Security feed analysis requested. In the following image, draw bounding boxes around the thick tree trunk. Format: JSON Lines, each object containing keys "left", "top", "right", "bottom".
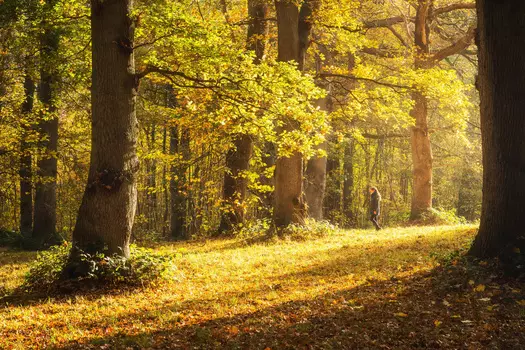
{"left": 409, "top": 0, "right": 433, "bottom": 220}
{"left": 69, "top": 0, "right": 138, "bottom": 261}
{"left": 219, "top": 135, "right": 253, "bottom": 232}
{"left": 218, "top": 0, "right": 267, "bottom": 232}
{"left": 20, "top": 75, "right": 34, "bottom": 238}
{"left": 33, "top": 1, "right": 59, "bottom": 246}
{"left": 410, "top": 91, "right": 433, "bottom": 219}
{"left": 170, "top": 127, "right": 189, "bottom": 240}
{"left": 274, "top": 0, "right": 306, "bottom": 227}
{"left": 470, "top": 0, "right": 525, "bottom": 258}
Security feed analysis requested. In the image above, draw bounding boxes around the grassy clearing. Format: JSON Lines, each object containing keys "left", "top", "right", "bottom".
{"left": 1, "top": 225, "right": 524, "bottom": 349}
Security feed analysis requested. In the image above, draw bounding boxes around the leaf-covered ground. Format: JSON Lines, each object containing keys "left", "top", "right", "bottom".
{"left": 1, "top": 225, "right": 524, "bottom": 349}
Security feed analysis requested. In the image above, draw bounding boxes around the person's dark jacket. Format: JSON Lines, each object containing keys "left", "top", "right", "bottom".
{"left": 370, "top": 191, "right": 380, "bottom": 215}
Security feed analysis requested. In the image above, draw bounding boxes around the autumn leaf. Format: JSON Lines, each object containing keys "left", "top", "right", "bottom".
{"left": 394, "top": 312, "right": 408, "bottom": 317}
{"left": 474, "top": 284, "right": 486, "bottom": 292}
{"left": 434, "top": 320, "right": 442, "bottom": 327}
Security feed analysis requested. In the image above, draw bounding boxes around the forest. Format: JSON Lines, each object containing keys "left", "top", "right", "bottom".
{"left": 0, "top": 0, "right": 524, "bottom": 349}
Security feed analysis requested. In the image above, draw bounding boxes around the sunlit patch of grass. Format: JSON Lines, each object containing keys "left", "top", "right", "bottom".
{"left": 0, "top": 250, "right": 37, "bottom": 293}
{"left": 0, "top": 225, "right": 478, "bottom": 349}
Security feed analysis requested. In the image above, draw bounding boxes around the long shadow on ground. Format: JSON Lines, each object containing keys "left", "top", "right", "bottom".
{"left": 51, "top": 258, "right": 525, "bottom": 350}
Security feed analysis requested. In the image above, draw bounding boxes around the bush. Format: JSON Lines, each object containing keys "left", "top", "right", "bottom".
{"left": 280, "top": 219, "right": 339, "bottom": 241}
{"left": 0, "top": 229, "right": 21, "bottom": 247}
{"left": 419, "top": 208, "right": 467, "bottom": 226}
{"left": 22, "top": 243, "right": 177, "bottom": 293}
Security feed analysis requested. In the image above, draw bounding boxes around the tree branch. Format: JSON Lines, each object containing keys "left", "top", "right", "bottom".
{"left": 430, "top": 3, "right": 476, "bottom": 19}
{"left": 431, "top": 27, "right": 476, "bottom": 63}
{"left": 317, "top": 72, "right": 412, "bottom": 90}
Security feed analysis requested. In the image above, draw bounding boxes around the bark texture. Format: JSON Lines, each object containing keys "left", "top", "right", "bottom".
{"left": 470, "top": 0, "right": 525, "bottom": 258}
{"left": 409, "top": 0, "right": 433, "bottom": 220}
{"left": 20, "top": 75, "right": 34, "bottom": 238}
{"left": 304, "top": 95, "right": 330, "bottom": 220}
{"left": 218, "top": 0, "right": 267, "bottom": 232}
{"left": 69, "top": 0, "right": 139, "bottom": 260}
{"left": 170, "top": 127, "right": 189, "bottom": 240}
{"left": 274, "top": 0, "right": 303, "bottom": 227}
{"left": 33, "top": 0, "right": 59, "bottom": 245}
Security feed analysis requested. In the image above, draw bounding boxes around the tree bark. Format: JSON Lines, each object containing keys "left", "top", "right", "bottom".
{"left": 470, "top": 0, "right": 525, "bottom": 258}
{"left": 170, "top": 126, "right": 189, "bottom": 240}
{"left": 274, "top": 0, "right": 312, "bottom": 227}
{"left": 409, "top": 0, "right": 433, "bottom": 220}
{"left": 69, "top": 0, "right": 139, "bottom": 261}
{"left": 304, "top": 140, "right": 327, "bottom": 220}
{"left": 33, "top": 0, "right": 59, "bottom": 246}
{"left": 304, "top": 93, "right": 329, "bottom": 220}
{"left": 20, "top": 75, "right": 34, "bottom": 238}
{"left": 342, "top": 139, "right": 355, "bottom": 227}
{"left": 410, "top": 90, "right": 433, "bottom": 219}
{"left": 218, "top": 0, "right": 267, "bottom": 232}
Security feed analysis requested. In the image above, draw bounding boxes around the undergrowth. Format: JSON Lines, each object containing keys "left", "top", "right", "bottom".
{"left": 21, "top": 243, "right": 176, "bottom": 294}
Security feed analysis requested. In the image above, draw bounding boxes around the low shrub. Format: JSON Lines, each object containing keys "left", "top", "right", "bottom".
{"left": 280, "top": 219, "right": 339, "bottom": 241}
{"left": 0, "top": 229, "right": 21, "bottom": 247}
{"left": 22, "top": 243, "right": 177, "bottom": 293}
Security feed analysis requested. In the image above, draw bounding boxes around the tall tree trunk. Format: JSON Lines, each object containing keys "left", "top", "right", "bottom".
{"left": 170, "top": 126, "right": 189, "bottom": 240}
{"left": 274, "top": 0, "right": 315, "bottom": 227}
{"left": 68, "top": 0, "right": 138, "bottom": 263}
{"left": 20, "top": 75, "right": 34, "bottom": 238}
{"left": 218, "top": 0, "right": 267, "bottom": 232}
{"left": 147, "top": 125, "right": 157, "bottom": 230}
{"left": 323, "top": 155, "right": 340, "bottom": 220}
{"left": 304, "top": 95, "right": 329, "bottom": 220}
{"left": 342, "top": 139, "right": 354, "bottom": 227}
{"left": 409, "top": 0, "right": 433, "bottom": 220}
{"left": 470, "top": 0, "right": 525, "bottom": 259}
{"left": 33, "top": 0, "right": 59, "bottom": 246}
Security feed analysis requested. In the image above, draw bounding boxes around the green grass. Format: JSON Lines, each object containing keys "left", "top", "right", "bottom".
{"left": 1, "top": 225, "right": 524, "bottom": 349}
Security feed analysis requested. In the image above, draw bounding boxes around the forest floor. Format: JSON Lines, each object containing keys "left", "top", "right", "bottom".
{"left": 1, "top": 225, "right": 525, "bottom": 349}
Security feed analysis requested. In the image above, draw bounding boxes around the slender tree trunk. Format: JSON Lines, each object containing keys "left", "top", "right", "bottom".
{"left": 162, "top": 126, "right": 169, "bottom": 235}
{"left": 170, "top": 127, "right": 189, "bottom": 240}
{"left": 33, "top": 0, "right": 59, "bottom": 246}
{"left": 470, "top": 0, "right": 525, "bottom": 258}
{"left": 147, "top": 125, "right": 157, "bottom": 230}
{"left": 323, "top": 156, "right": 340, "bottom": 219}
{"left": 409, "top": 0, "right": 433, "bottom": 220}
{"left": 20, "top": 75, "right": 34, "bottom": 238}
{"left": 218, "top": 0, "right": 267, "bottom": 232}
{"left": 304, "top": 94, "right": 329, "bottom": 220}
{"left": 67, "top": 0, "right": 139, "bottom": 265}
{"left": 342, "top": 139, "right": 354, "bottom": 227}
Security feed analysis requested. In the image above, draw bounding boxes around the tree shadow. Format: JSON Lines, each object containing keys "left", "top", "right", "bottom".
{"left": 47, "top": 255, "right": 525, "bottom": 349}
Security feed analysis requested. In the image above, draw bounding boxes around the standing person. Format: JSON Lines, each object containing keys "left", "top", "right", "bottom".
{"left": 369, "top": 187, "right": 382, "bottom": 230}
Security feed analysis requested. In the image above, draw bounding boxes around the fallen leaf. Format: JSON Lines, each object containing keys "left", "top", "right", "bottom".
{"left": 434, "top": 320, "right": 442, "bottom": 327}
{"left": 474, "top": 284, "right": 486, "bottom": 292}
{"left": 468, "top": 280, "right": 475, "bottom": 286}
{"left": 394, "top": 312, "right": 408, "bottom": 317}
{"left": 516, "top": 300, "right": 525, "bottom": 306}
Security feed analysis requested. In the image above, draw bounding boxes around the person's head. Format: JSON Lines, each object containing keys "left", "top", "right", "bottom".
{"left": 369, "top": 187, "right": 377, "bottom": 194}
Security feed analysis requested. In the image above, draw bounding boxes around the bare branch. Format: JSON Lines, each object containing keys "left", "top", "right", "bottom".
{"left": 318, "top": 72, "right": 412, "bottom": 90}
{"left": 430, "top": 3, "right": 476, "bottom": 19}
{"left": 431, "top": 27, "right": 476, "bottom": 63}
